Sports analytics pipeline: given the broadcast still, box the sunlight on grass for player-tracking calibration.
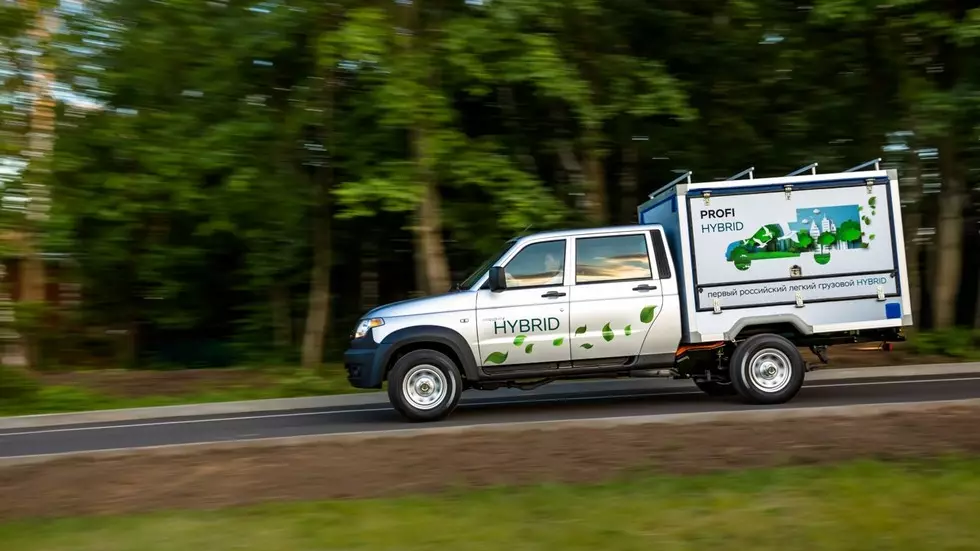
[3,459,980,551]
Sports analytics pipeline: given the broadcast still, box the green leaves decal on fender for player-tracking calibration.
[575,325,587,335]
[485,351,508,364]
[581,343,594,349]
[602,322,614,342]
[525,344,534,354]
[640,306,657,324]
[513,335,526,346]
[553,337,565,346]
[624,325,632,336]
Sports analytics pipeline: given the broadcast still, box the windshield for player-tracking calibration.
[458,240,515,290]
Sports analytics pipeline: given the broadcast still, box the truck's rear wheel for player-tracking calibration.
[729,334,805,404]
[693,379,736,396]
[387,349,462,422]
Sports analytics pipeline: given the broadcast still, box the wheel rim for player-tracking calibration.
[402,364,450,411]
[746,348,793,393]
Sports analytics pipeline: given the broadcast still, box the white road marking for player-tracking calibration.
[1,376,978,438]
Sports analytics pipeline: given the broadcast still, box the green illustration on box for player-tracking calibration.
[725,199,877,271]
[483,306,657,364]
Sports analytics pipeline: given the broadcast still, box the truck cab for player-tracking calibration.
[344,225,685,421]
[345,164,911,422]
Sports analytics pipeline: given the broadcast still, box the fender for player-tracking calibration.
[379,325,480,381]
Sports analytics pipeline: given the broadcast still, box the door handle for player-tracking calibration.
[541,290,567,298]
[632,284,657,292]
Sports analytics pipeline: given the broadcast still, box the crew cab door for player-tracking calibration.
[568,231,665,364]
[475,239,572,368]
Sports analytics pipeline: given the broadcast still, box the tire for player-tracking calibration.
[693,379,736,397]
[728,333,805,405]
[387,349,463,422]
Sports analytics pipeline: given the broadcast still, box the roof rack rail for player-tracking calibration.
[725,167,754,181]
[844,158,881,172]
[787,162,818,177]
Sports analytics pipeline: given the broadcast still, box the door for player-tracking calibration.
[569,232,664,363]
[476,239,572,368]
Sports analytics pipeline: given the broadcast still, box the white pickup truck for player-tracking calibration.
[344,164,913,421]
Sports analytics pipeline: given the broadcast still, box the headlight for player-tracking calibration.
[353,318,384,339]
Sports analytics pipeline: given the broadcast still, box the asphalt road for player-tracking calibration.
[2,373,979,459]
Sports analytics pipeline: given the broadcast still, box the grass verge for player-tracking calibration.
[2,458,979,550]
[0,365,366,416]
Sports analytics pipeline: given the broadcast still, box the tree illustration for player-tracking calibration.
[837,220,862,243]
[797,230,814,249]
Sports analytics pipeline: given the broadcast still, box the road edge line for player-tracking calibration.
[3,397,979,468]
[2,361,978,430]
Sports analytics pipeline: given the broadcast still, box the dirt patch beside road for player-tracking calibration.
[2,404,980,520]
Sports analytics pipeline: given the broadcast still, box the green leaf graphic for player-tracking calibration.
[580,343,594,350]
[575,325,587,335]
[553,337,564,346]
[525,344,534,354]
[624,325,632,336]
[513,335,526,346]
[640,306,657,324]
[602,322,614,342]
[485,351,508,364]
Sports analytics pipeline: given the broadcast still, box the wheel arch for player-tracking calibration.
[379,326,480,382]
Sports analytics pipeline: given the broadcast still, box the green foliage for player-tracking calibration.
[0,365,39,401]
[0,0,975,374]
[907,329,980,360]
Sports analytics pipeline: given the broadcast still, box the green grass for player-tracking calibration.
[0,365,368,417]
[4,458,980,550]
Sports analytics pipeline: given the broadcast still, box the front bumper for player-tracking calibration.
[343,331,389,389]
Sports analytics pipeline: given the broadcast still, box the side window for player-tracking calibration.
[575,234,653,284]
[504,240,566,288]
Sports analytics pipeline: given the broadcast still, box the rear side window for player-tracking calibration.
[575,234,652,284]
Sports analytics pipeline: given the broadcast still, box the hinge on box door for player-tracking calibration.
[712,298,721,314]
[795,291,804,308]
[702,191,711,206]
[877,285,885,301]
[866,178,874,194]
[784,184,792,199]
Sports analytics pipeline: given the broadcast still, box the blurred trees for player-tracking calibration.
[0,0,976,368]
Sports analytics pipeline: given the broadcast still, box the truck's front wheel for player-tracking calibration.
[387,349,463,422]
[729,334,805,405]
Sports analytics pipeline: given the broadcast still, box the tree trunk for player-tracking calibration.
[412,164,451,295]
[620,143,638,224]
[300,50,335,369]
[582,148,607,225]
[360,232,379,312]
[301,179,332,369]
[404,0,451,297]
[271,283,291,350]
[932,140,965,329]
[902,170,923,326]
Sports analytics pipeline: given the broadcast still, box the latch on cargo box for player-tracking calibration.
[702,191,711,206]
[795,291,804,308]
[712,298,721,314]
[866,178,874,194]
[784,184,792,199]
[877,285,885,301]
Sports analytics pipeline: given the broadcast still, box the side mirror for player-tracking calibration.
[488,266,506,292]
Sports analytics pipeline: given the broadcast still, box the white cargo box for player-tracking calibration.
[637,166,913,344]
